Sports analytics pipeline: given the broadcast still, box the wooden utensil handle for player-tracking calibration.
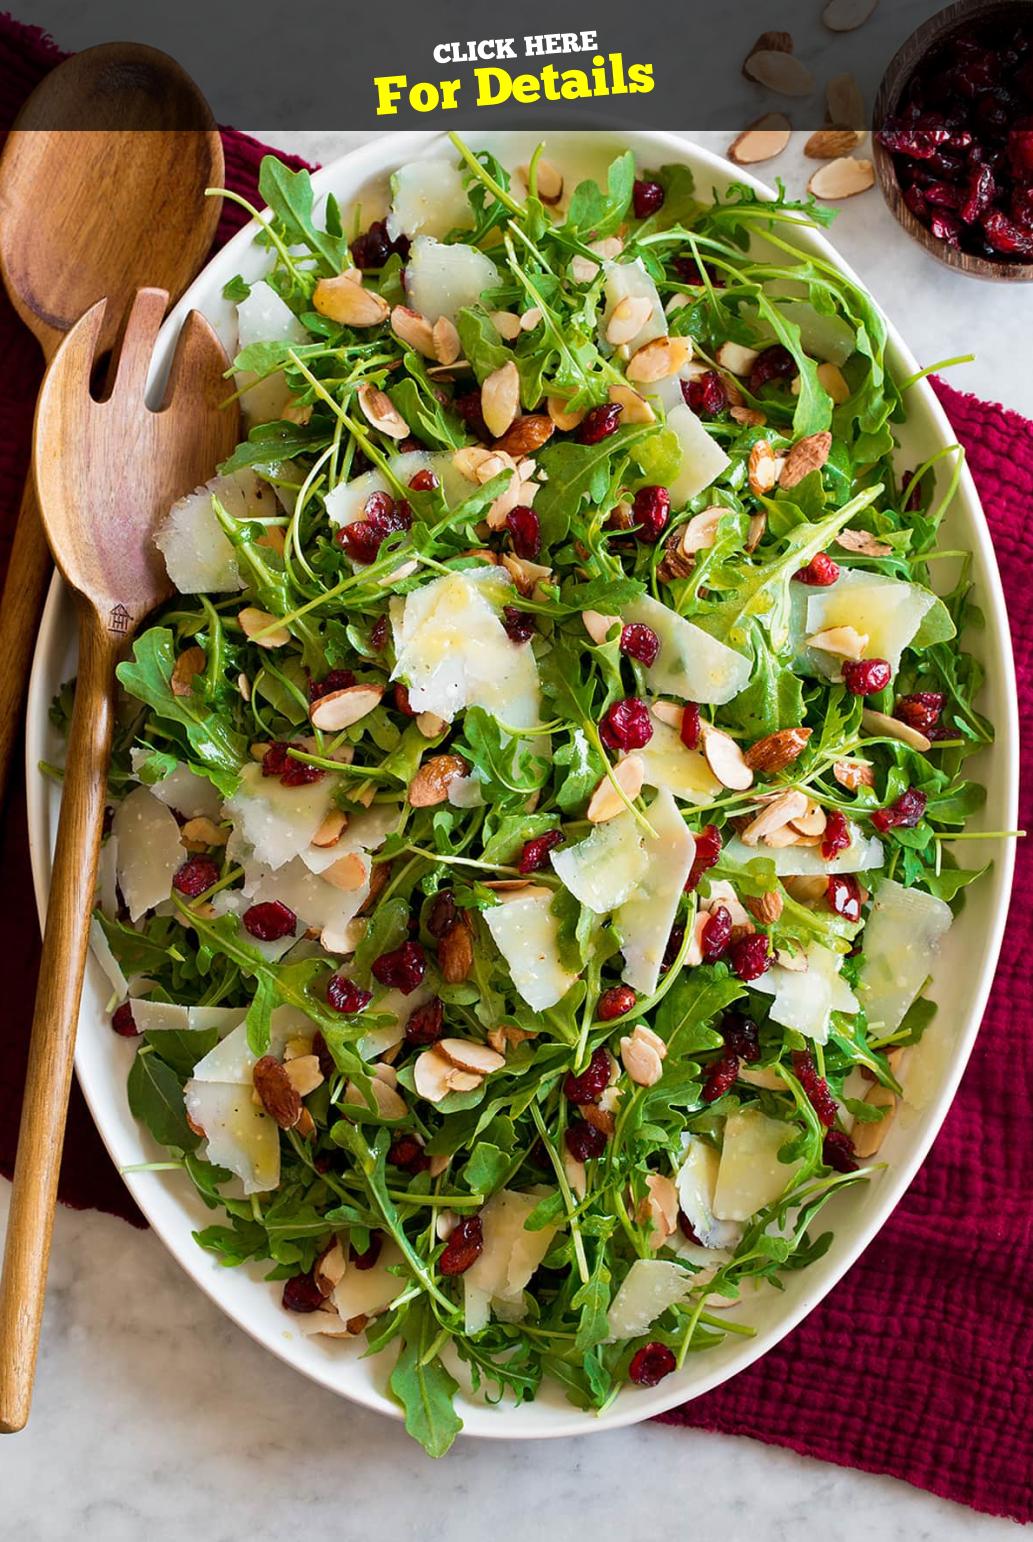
[0,610,117,1433]
[0,475,52,807]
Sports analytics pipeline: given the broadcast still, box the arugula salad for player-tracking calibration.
[81,136,992,1455]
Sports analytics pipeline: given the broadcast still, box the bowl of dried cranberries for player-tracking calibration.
[873,0,1033,280]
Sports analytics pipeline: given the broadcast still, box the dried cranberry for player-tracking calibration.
[728,933,770,982]
[701,1051,739,1103]
[1009,121,1033,179]
[426,891,458,940]
[506,504,542,560]
[628,1342,676,1386]
[564,1118,608,1162]
[336,491,412,565]
[308,668,356,703]
[172,855,220,897]
[262,741,324,788]
[983,208,1033,256]
[600,697,653,753]
[701,905,733,963]
[871,787,927,833]
[662,926,685,973]
[903,182,930,221]
[923,180,965,209]
[929,209,963,246]
[683,370,728,419]
[678,704,701,752]
[827,874,862,923]
[326,975,372,1014]
[1012,184,1033,230]
[877,120,953,159]
[243,900,298,941]
[352,1235,383,1271]
[620,623,661,666]
[673,255,724,288]
[720,1010,760,1063]
[405,997,445,1046]
[749,344,796,395]
[389,1134,430,1173]
[439,1215,483,1275]
[597,985,636,1021]
[393,682,416,717]
[111,1002,140,1037]
[823,1129,859,1173]
[791,1049,838,1128]
[502,605,535,644]
[633,178,665,218]
[842,658,893,697]
[578,404,623,444]
[408,468,439,491]
[518,829,564,874]
[350,218,408,269]
[821,810,851,863]
[563,1047,612,1104]
[631,485,671,544]
[311,1031,335,1079]
[282,1271,324,1313]
[793,553,840,587]
[960,163,996,223]
[453,390,490,440]
[894,691,945,734]
[684,824,721,893]
[372,940,426,995]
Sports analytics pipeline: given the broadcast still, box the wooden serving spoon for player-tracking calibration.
[0,290,240,1433]
[0,41,225,808]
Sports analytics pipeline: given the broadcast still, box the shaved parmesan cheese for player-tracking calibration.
[666,402,732,507]
[332,1239,407,1319]
[464,1188,559,1328]
[251,855,370,935]
[235,280,308,424]
[858,878,952,1033]
[622,594,750,707]
[89,918,127,1001]
[133,755,224,822]
[713,1109,803,1222]
[112,787,183,921]
[225,762,334,871]
[602,258,667,355]
[359,980,437,1058]
[804,570,936,677]
[387,160,473,241]
[550,812,646,914]
[751,944,858,1044]
[637,719,722,803]
[617,789,695,995]
[324,450,470,531]
[405,236,499,324]
[183,1080,280,1193]
[676,1136,743,1250]
[721,825,883,876]
[127,1000,190,1033]
[484,892,578,1011]
[187,1006,249,1035]
[155,469,277,594]
[606,1259,694,1341]
[190,1007,313,1085]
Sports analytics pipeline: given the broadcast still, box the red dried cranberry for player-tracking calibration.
[678,1211,701,1242]
[827,873,862,923]
[903,182,930,221]
[308,668,356,703]
[680,703,701,751]
[326,975,372,1014]
[673,254,724,288]
[439,1215,483,1275]
[311,1031,335,1079]
[394,682,416,717]
[842,658,892,697]
[408,468,439,491]
[426,891,458,940]
[619,623,661,666]
[389,1133,430,1173]
[563,1047,612,1104]
[877,120,954,159]
[628,1342,676,1386]
[684,824,721,893]
[983,208,1033,256]
[871,787,927,833]
[577,404,623,444]
[372,940,426,995]
[930,209,963,246]
[336,491,412,565]
[518,829,564,874]
[631,485,671,544]
[350,218,408,269]
[597,985,636,1021]
[405,997,445,1045]
[502,605,535,644]
[564,1118,608,1162]
[262,741,324,787]
[684,371,728,419]
[453,390,490,440]
[721,1011,760,1063]
[1012,184,1033,230]
[749,344,796,395]
[1009,121,1033,178]
[791,1049,838,1128]
[661,926,685,973]
[172,856,220,898]
[960,163,996,223]
[633,178,665,218]
[282,1272,325,1313]
[820,810,851,863]
[728,933,770,982]
[506,505,542,559]
[823,1129,859,1173]
[793,553,840,587]
[894,691,945,734]
[701,905,733,963]
[243,901,297,941]
[352,1235,383,1271]
[702,1052,739,1103]
[923,180,965,210]
[111,1002,140,1037]
[600,697,653,753]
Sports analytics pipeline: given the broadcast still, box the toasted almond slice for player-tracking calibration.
[570,254,600,283]
[852,1082,896,1158]
[547,395,587,431]
[783,874,829,905]
[746,512,767,553]
[716,341,761,376]
[680,506,724,556]
[743,49,815,95]
[281,401,313,427]
[314,1239,347,1296]
[700,724,754,791]
[309,683,384,731]
[237,672,251,702]
[807,157,875,200]
[587,754,645,823]
[181,816,228,847]
[619,1025,667,1088]
[765,824,807,848]
[862,708,931,753]
[639,1173,679,1245]
[414,1048,464,1103]
[520,306,543,332]
[728,114,792,165]
[481,360,521,439]
[390,305,436,357]
[311,809,349,848]
[490,309,522,341]
[823,0,878,31]
[313,274,389,326]
[582,609,621,645]
[806,625,870,660]
[748,441,783,496]
[650,700,685,730]
[475,450,516,486]
[436,1038,506,1076]
[500,553,551,595]
[805,128,865,159]
[171,645,206,697]
[416,711,447,738]
[827,73,865,129]
[833,758,875,790]
[433,315,461,366]
[521,158,563,203]
[607,383,655,425]
[452,445,494,482]
[238,607,289,648]
[626,335,692,384]
[256,525,286,556]
[606,295,654,347]
[665,293,691,315]
[357,383,409,439]
[836,526,892,557]
[320,916,366,955]
[813,362,850,406]
[323,852,368,892]
[284,1054,324,1098]
[788,799,827,837]
[741,789,810,846]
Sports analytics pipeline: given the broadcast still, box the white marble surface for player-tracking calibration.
[1,128,1028,1538]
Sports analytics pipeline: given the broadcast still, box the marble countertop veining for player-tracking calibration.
[1,127,1028,1541]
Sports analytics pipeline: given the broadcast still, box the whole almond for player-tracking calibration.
[313,275,389,327]
[253,1056,302,1130]
[408,753,469,808]
[780,431,833,489]
[494,414,554,457]
[744,725,812,773]
[657,532,695,582]
[746,890,784,925]
[745,30,794,58]
[805,128,864,159]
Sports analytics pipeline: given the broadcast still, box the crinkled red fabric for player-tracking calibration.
[0,13,1029,1521]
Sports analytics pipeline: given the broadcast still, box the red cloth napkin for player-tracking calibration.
[1,12,1030,1523]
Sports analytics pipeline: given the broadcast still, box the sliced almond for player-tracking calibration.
[323,852,368,892]
[805,128,865,159]
[728,114,792,165]
[321,916,366,955]
[521,158,563,204]
[570,254,600,284]
[716,341,761,376]
[416,711,447,738]
[748,441,783,497]
[547,395,587,431]
[238,607,289,648]
[852,1082,896,1159]
[284,1054,324,1098]
[520,306,543,332]
[781,430,832,489]
[408,753,469,808]
[481,361,521,439]
[313,274,389,327]
[433,316,461,366]
[171,645,206,697]
[807,158,875,200]
[619,1025,667,1088]
[836,526,892,557]
[746,512,767,552]
[741,789,810,846]
[743,50,815,96]
[626,335,692,384]
[827,73,865,129]
[679,506,724,556]
[608,383,655,425]
[862,708,931,754]
[314,1239,347,1296]
[639,1173,679,1246]
[587,754,645,823]
[490,310,522,341]
[473,449,516,486]
[309,683,384,731]
[256,525,286,556]
[701,725,754,791]
[806,625,870,659]
[783,874,830,904]
[357,384,409,440]
[345,1075,407,1120]
[390,305,436,357]
[650,700,685,730]
[237,672,251,702]
[500,553,551,596]
[436,1038,505,1077]
[452,445,494,482]
[788,799,827,837]
[487,1023,538,1052]
[606,295,653,347]
[582,609,621,645]
[823,0,878,32]
[281,401,313,426]
[665,293,691,315]
[833,758,875,790]
[414,1047,470,1103]
[311,809,349,848]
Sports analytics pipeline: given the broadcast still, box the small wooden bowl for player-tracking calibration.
[872,0,1033,283]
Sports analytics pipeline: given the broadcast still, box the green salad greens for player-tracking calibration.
[80,136,992,1455]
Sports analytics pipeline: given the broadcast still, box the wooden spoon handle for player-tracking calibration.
[0,476,52,805]
[0,609,117,1433]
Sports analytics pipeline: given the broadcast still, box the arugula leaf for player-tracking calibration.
[389,1312,463,1458]
[564,151,635,239]
[116,630,246,795]
[128,1051,198,1150]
